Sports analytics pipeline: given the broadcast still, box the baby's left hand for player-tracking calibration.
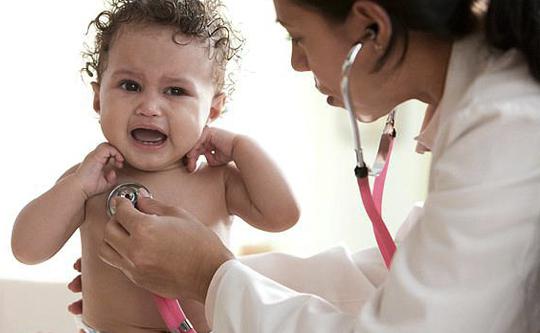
[184,126,239,172]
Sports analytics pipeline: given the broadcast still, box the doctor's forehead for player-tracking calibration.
[273,0,307,26]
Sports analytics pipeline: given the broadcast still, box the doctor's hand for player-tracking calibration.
[99,196,235,303]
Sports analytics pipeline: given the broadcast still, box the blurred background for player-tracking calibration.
[0,0,430,283]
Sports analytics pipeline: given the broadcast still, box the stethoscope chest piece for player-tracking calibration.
[106,183,152,217]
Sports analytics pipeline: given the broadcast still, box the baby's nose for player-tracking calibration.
[135,104,162,117]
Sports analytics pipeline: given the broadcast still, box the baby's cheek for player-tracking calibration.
[172,126,201,155]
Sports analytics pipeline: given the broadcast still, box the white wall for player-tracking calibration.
[0,0,430,283]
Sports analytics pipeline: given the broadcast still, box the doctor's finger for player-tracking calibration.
[137,197,187,218]
[111,197,145,231]
[98,240,131,273]
[103,218,131,253]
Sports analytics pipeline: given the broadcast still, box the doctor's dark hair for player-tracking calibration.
[291,0,540,82]
[82,0,243,91]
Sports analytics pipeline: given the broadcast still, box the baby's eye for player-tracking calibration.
[165,87,188,96]
[120,80,141,92]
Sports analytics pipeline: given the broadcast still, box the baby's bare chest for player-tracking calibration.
[80,169,231,327]
[88,171,230,226]
[78,170,232,330]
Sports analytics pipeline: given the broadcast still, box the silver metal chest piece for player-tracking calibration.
[106,183,152,217]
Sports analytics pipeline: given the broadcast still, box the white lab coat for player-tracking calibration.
[204,34,540,332]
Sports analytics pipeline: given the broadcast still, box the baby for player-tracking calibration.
[11,0,299,332]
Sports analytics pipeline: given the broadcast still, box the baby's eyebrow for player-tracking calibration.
[111,69,143,80]
[162,75,194,86]
[161,75,198,92]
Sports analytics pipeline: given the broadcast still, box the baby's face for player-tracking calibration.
[93,24,224,171]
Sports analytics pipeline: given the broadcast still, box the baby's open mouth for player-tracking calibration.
[131,128,168,145]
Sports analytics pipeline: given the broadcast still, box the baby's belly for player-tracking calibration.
[81,236,166,332]
[80,216,229,333]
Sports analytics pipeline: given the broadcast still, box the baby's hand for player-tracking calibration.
[74,143,124,198]
[185,127,238,172]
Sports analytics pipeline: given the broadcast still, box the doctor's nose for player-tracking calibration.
[291,44,309,72]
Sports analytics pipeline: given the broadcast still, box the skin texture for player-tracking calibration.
[274,0,453,122]
[12,23,299,333]
[64,0,457,327]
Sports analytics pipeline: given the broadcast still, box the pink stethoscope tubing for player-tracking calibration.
[107,183,197,333]
[153,296,195,333]
[357,139,396,268]
[341,41,397,268]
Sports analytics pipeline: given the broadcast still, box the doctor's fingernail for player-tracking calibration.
[138,188,151,198]
[109,197,118,214]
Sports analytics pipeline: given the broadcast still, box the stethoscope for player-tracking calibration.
[340,35,397,268]
[107,183,196,333]
[104,34,398,332]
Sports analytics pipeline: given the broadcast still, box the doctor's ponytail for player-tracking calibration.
[485,0,540,82]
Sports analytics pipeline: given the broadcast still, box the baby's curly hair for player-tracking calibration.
[82,0,243,92]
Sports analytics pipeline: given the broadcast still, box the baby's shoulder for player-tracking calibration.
[192,162,231,182]
[56,163,80,183]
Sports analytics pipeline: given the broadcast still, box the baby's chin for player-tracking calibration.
[122,157,186,173]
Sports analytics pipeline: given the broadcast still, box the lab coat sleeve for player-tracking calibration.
[205,102,540,332]
[204,246,389,330]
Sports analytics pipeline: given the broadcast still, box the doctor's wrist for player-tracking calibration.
[197,245,235,303]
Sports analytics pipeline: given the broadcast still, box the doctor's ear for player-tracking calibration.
[91,82,101,115]
[346,1,392,52]
[207,93,226,124]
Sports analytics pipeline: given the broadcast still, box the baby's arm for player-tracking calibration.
[186,128,299,232]
[223,137,300,231]
[11,143,124,264]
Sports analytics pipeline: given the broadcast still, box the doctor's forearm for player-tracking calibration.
[11,174,86,264]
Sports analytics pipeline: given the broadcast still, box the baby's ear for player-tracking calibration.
[207,93,226,123]
[91,82,101,114]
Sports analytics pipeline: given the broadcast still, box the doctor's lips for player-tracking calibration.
[130,126,168,146]
[315,83,343,107]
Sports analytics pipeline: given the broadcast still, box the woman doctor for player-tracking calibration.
[73,0,540,331]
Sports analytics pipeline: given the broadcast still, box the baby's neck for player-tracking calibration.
[119,161,191,179]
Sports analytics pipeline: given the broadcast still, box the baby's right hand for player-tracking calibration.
[74,143,124,199]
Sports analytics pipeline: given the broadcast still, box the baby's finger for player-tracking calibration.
[73,258,82,272]
[186,155,199,172]
[115,159,124,169]
[107,147,125,166]
[187,127,211,157]
[112,149,125,165]
[185,147,203,171]
[105,169,117,185]
[67,275,82,292]
[99,143,124,162]
[67,299,83,315]
[204,151,219,166]
[186,143,205,159]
